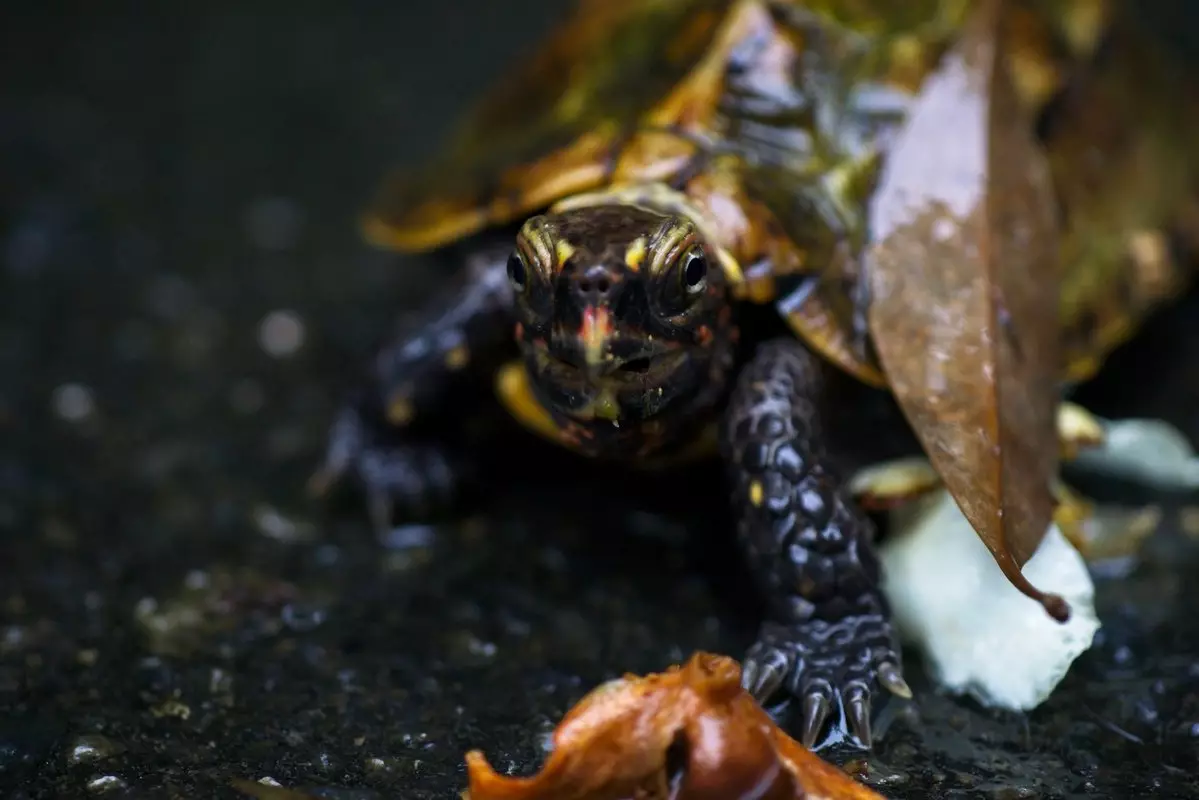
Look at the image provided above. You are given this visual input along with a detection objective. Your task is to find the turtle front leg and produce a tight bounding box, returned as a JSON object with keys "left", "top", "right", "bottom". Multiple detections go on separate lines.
{"left": 313, "top": 246, "right": 516, "bottom": 531}
{"left": 720, "top": 337, "right": 910, "bottom": 751}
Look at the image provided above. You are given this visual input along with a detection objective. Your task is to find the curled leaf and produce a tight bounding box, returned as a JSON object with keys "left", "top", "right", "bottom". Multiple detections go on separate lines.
{"left": 464, "top": 652, "right": 884, "bottom": 800}
{"left": 865, "top": 0, "right": 1069, "bottom": 621}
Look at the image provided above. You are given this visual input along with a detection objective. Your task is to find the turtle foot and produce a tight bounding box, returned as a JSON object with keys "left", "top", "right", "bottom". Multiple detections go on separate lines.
{"left": 743, "top": 614, "right": 909, "bottom": 752}
{"left": 309, "top": 400, "right": 467, "bottom": 534}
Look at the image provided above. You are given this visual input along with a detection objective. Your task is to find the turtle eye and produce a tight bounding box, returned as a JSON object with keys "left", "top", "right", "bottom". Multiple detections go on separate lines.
{"left": 680, "top": 249, "right": 708, "bottom": 296}
{"left": 506, "top": 251, "right": 528, "bottom": 292}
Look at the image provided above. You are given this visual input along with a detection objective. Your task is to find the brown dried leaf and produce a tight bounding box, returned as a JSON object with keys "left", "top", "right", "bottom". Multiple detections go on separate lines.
{"left": 464, "top": 653, "right": 884, "bottom": 800}
{"left": 865, "top": 0, "right": 1069, "bottom": 621}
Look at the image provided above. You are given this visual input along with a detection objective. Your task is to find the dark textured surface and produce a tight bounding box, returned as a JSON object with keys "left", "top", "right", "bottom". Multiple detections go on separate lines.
{"left": 1, "top": 3, "right": 1198, "bottom": 799}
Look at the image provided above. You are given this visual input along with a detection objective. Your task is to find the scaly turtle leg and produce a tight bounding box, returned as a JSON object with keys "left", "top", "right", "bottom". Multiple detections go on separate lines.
{"left": 312, "top": 246, "right": 516, "bottom": 531}
{"left": 721, "top": 337, "right": 909, "bottom": 751}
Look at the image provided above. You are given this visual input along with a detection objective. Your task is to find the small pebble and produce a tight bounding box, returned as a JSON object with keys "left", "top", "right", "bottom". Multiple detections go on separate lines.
{"left": 280, "top": 603, "right": 326, "bottom": 632}
{"left": 257, "top": 310, "right": 305, "bottom": 358}
{"left": 364, "top": 756, "right": 389, "bottom": 772}
{"left": 150, "top": 699, "right": 191, "bottom": 720}
{"left": 52, "top": 383, "right": 95, "bottom": 422}
{"left": 67, "top": 735, "right": 122, "bottom": 765}
{"left": 465, "top": 635, "right": 497, "bottom": 659}
{"left": 209, "top": 667, "right": 234, "bottom": 696}
{"left": 86, "top": 775, "right": 127, "bottom": 793}
{"left": 252, "top": 504, "right": 301, "bottom": 542}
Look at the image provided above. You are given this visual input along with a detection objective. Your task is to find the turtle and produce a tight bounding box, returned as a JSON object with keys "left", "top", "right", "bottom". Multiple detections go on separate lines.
{"left": 313, "top": 0, "right": 1199, "bottom": 750}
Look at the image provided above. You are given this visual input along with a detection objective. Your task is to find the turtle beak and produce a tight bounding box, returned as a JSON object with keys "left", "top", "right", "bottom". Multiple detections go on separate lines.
{"left": 580, "top": 305, "right": 612, "bottom": 375}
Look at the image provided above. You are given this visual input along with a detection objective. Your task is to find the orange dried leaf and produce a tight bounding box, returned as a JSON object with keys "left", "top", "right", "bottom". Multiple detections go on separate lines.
{"left": 464, "top": 652, "right": 884, "bottom": 800}
{"left": 864, "top": 0, "right": 1069, "bottom": 621}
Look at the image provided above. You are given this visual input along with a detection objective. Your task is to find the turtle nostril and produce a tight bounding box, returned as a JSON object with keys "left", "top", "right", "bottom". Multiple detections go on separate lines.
{"left": 578, "top": 278, "right": 611, "bottom": 297}
{"left": 577, "top": 267, "right": 616, "bottom": 302}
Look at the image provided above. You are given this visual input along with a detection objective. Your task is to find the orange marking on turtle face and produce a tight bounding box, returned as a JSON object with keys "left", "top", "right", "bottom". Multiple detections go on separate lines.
{"left": 581, "top": 305, "right": 612, "bottom": 368}
{"left": 696, "top": 325, "right": 713, "bottom": 345}
{"left": 513, "top": 322, "right": 524, "bottom": 340}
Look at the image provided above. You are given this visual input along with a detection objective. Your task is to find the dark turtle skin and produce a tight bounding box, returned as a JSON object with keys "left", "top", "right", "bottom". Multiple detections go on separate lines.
{"left": 314, "top": 0, "right": 1199, "bottom": 752}
{"left": 509, "top": 206, "right": 738, "bottom": 456}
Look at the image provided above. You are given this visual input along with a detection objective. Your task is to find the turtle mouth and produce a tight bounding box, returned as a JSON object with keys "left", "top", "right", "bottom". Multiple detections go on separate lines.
{"left": 608, "top": 350, "right": 688, "bottom": 385}
{"left": 615, "top": 356, "right": 652, "bottom": 374}
{"left": 530, "top": 345, "right": 697, "bottom": 425}
{"left": 543, "top": 348, "right": 688, "bottom": 386}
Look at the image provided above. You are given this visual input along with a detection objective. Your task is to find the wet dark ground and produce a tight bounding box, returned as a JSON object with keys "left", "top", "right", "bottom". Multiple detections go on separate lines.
{"left": 2, "top": 3, "right": 1198, "bottom": 799}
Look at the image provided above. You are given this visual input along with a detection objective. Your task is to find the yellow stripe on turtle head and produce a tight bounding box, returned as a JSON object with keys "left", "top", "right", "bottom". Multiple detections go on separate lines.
{"left": 549, "top": 183, "right": 744, "bottom": 285}
{"left": 554, "top": 239, "right": 577, "bottom": 273}
{"left": 624, "top": 236, "right": 647, "bottom": 271}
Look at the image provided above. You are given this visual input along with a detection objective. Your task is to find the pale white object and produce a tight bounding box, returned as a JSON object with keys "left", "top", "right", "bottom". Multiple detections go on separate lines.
{"left": 1071, "top": 417, "right": 1199, "bottom": 491}
{"left": 878, "top": 489, "right": 1100, "bottom": 711}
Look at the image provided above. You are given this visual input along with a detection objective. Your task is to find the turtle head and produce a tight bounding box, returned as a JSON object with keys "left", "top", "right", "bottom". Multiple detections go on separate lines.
{"left": 506, "top": 203, "right": 736, "bottom": 431}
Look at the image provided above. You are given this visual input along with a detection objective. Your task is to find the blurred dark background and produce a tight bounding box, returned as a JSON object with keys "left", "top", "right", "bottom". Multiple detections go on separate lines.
{"left": 2, "top": 3, "right": 1198, "bottom": 799}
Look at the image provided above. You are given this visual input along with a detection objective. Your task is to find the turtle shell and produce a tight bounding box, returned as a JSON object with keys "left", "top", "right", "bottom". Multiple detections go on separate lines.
{"left": 364, "top": 0, "right": 1197, "bottom": 389}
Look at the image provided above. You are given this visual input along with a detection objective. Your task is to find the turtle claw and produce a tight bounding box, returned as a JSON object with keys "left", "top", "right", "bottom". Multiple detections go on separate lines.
{"left": 878, "top": 661, "right": 913, "bottom": 699}
{"left": 800, "top": 682, "right": 833, "bottom": 750}
{"left": 314, "top": 399, "right": 467, "bottom": 530}
{"left": 744, "top": 615, "right": 904, "bottom": 751}
{"left": 845, "top": 682, "right": 872, "bottom": 749}
{"left": 742, "top": 646, "right": 789, "bottom": 702}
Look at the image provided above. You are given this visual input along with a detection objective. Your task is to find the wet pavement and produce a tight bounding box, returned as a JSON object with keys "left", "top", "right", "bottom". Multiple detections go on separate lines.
{"left": 2, "top": 3, "right": 1198, "bottom": 799}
